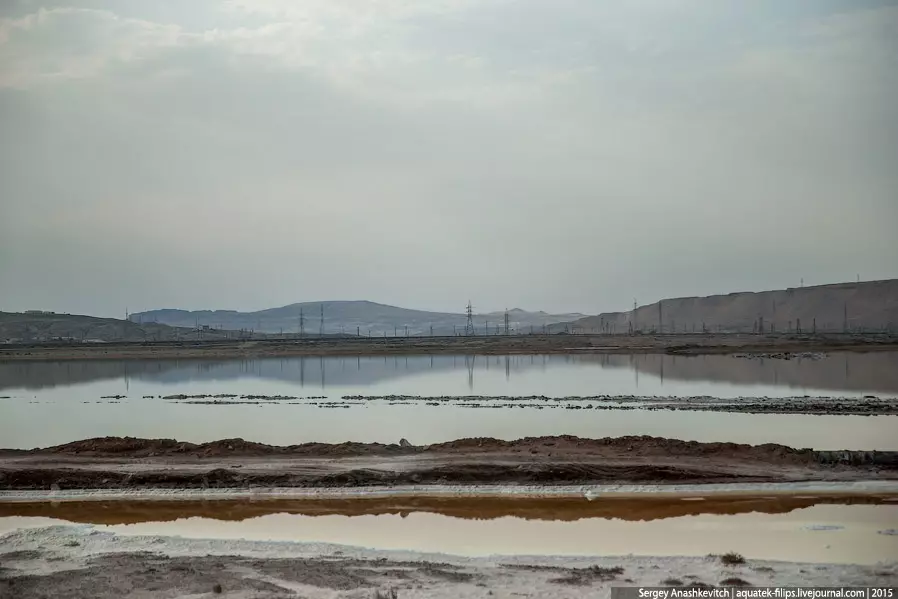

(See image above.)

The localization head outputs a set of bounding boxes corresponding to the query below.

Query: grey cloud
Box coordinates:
[1,1,896,317]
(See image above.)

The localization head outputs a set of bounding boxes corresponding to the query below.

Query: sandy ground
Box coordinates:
[2,435,897,491]
[1,525,896,598]
[2,333,896,361]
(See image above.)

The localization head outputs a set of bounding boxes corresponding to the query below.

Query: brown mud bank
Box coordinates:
[2,435,896,491]
[1,332,896,361]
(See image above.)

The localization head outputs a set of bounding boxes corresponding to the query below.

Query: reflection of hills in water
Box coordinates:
[1,352,896,394]
[0,355,527,390]
[1,495,893,525]
[590,353,898,395]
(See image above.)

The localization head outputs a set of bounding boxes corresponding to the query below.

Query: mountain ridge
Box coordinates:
[132,301,585,336]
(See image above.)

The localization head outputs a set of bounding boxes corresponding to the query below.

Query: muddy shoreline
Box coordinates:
[26,392,898,415]
[336,394,898,415]
[3,526,894,598]
[2,435,896,491]
[2,333,897,361]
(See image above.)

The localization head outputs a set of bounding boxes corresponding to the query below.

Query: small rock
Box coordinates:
[212,583,222,594]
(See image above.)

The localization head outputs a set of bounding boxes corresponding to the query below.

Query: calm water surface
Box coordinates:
[1,501,896,565]
[1,353,895,449]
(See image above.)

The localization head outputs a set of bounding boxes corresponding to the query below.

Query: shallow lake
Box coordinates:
[1,498,896,565]
[1,352,896,449]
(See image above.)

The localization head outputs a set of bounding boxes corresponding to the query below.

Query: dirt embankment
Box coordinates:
[1,435,896,491]
[1,333,896,361]
[10,434,842,462]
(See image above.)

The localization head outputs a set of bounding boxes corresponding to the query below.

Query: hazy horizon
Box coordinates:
[2,1,896,318]
[5,276,892,321]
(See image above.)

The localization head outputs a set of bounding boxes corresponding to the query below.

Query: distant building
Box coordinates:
[23,310,55,315]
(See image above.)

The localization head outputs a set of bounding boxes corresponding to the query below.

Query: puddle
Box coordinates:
[1,498,896,565]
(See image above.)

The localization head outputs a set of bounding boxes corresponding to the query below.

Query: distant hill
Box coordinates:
[551,279,898,334]
[0,312,268,344]
[132,301,585,336]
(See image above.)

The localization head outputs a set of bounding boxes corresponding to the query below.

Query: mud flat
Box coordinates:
[1,435,896,493]
[1,525,896,599]
[338,394,898,416]
[102,392,898,415]
[2,333,897,361]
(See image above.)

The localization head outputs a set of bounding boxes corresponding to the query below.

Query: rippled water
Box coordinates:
[1,352,896,449]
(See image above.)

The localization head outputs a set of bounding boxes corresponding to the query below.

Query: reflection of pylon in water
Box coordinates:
[465,354,475,390]
[465,301,475,336]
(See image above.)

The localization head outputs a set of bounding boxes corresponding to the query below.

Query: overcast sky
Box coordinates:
[1,0,896,317]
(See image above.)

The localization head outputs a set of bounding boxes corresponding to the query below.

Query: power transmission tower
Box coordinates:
[843,302,848,333]
[504,309,510,335]
[319,304,324,337]
[299,308,305,338]
[465,301,475,336]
